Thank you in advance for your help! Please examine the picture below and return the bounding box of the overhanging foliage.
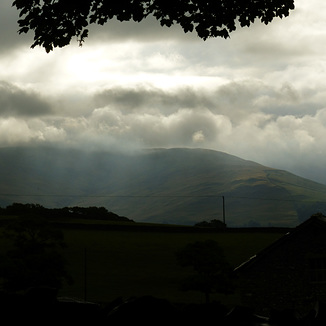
[13,0,295,52]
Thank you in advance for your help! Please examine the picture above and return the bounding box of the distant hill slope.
[0,146,326,227]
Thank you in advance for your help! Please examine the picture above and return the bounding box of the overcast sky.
[1,1,326,184]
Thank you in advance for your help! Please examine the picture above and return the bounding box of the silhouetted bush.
[176,240,234,303]
[0,215,72,292]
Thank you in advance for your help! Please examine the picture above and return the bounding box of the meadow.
[55,223,286,306]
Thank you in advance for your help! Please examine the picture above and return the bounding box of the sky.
[1,1,326,184]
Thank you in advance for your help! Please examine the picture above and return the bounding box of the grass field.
[54,224,286,306]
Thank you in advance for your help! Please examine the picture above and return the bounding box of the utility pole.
[222,196,226,226]
[84,247,87,301]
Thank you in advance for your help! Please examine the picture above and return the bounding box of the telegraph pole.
[84,247,87,301]
[222,196,226,226]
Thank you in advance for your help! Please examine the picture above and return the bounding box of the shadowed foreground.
[1,288,326,326]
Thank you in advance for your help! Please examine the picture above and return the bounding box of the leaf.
[18,26,30,34]
[12,0,296,51]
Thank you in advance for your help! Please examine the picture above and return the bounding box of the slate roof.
[234,213,326,273]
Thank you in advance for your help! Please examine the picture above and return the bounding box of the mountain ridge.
[0,146,325,227]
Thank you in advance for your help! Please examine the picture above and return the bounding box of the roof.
[234,214,326,273]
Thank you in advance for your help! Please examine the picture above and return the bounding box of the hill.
[0,146,326,227]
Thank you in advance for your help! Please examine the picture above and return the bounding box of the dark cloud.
[0,81,52,117]
[92,81,319,123]
[93,86,215,114]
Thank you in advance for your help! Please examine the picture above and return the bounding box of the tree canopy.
[176,240,233,303]
[13,0,295,52]
[0,215,71,292]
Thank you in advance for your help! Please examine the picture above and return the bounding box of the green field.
[51,223,285,306]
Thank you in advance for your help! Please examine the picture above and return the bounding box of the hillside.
[0,146,326,227]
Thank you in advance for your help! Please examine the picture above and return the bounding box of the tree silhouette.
[13,0,295,52]
[176,240,233,303]
[0,215,71,292]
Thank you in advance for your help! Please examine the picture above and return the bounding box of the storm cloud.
[0,81,52,117]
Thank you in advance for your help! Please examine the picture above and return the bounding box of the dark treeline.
[195,219,227,229]
[0,203,133,222]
